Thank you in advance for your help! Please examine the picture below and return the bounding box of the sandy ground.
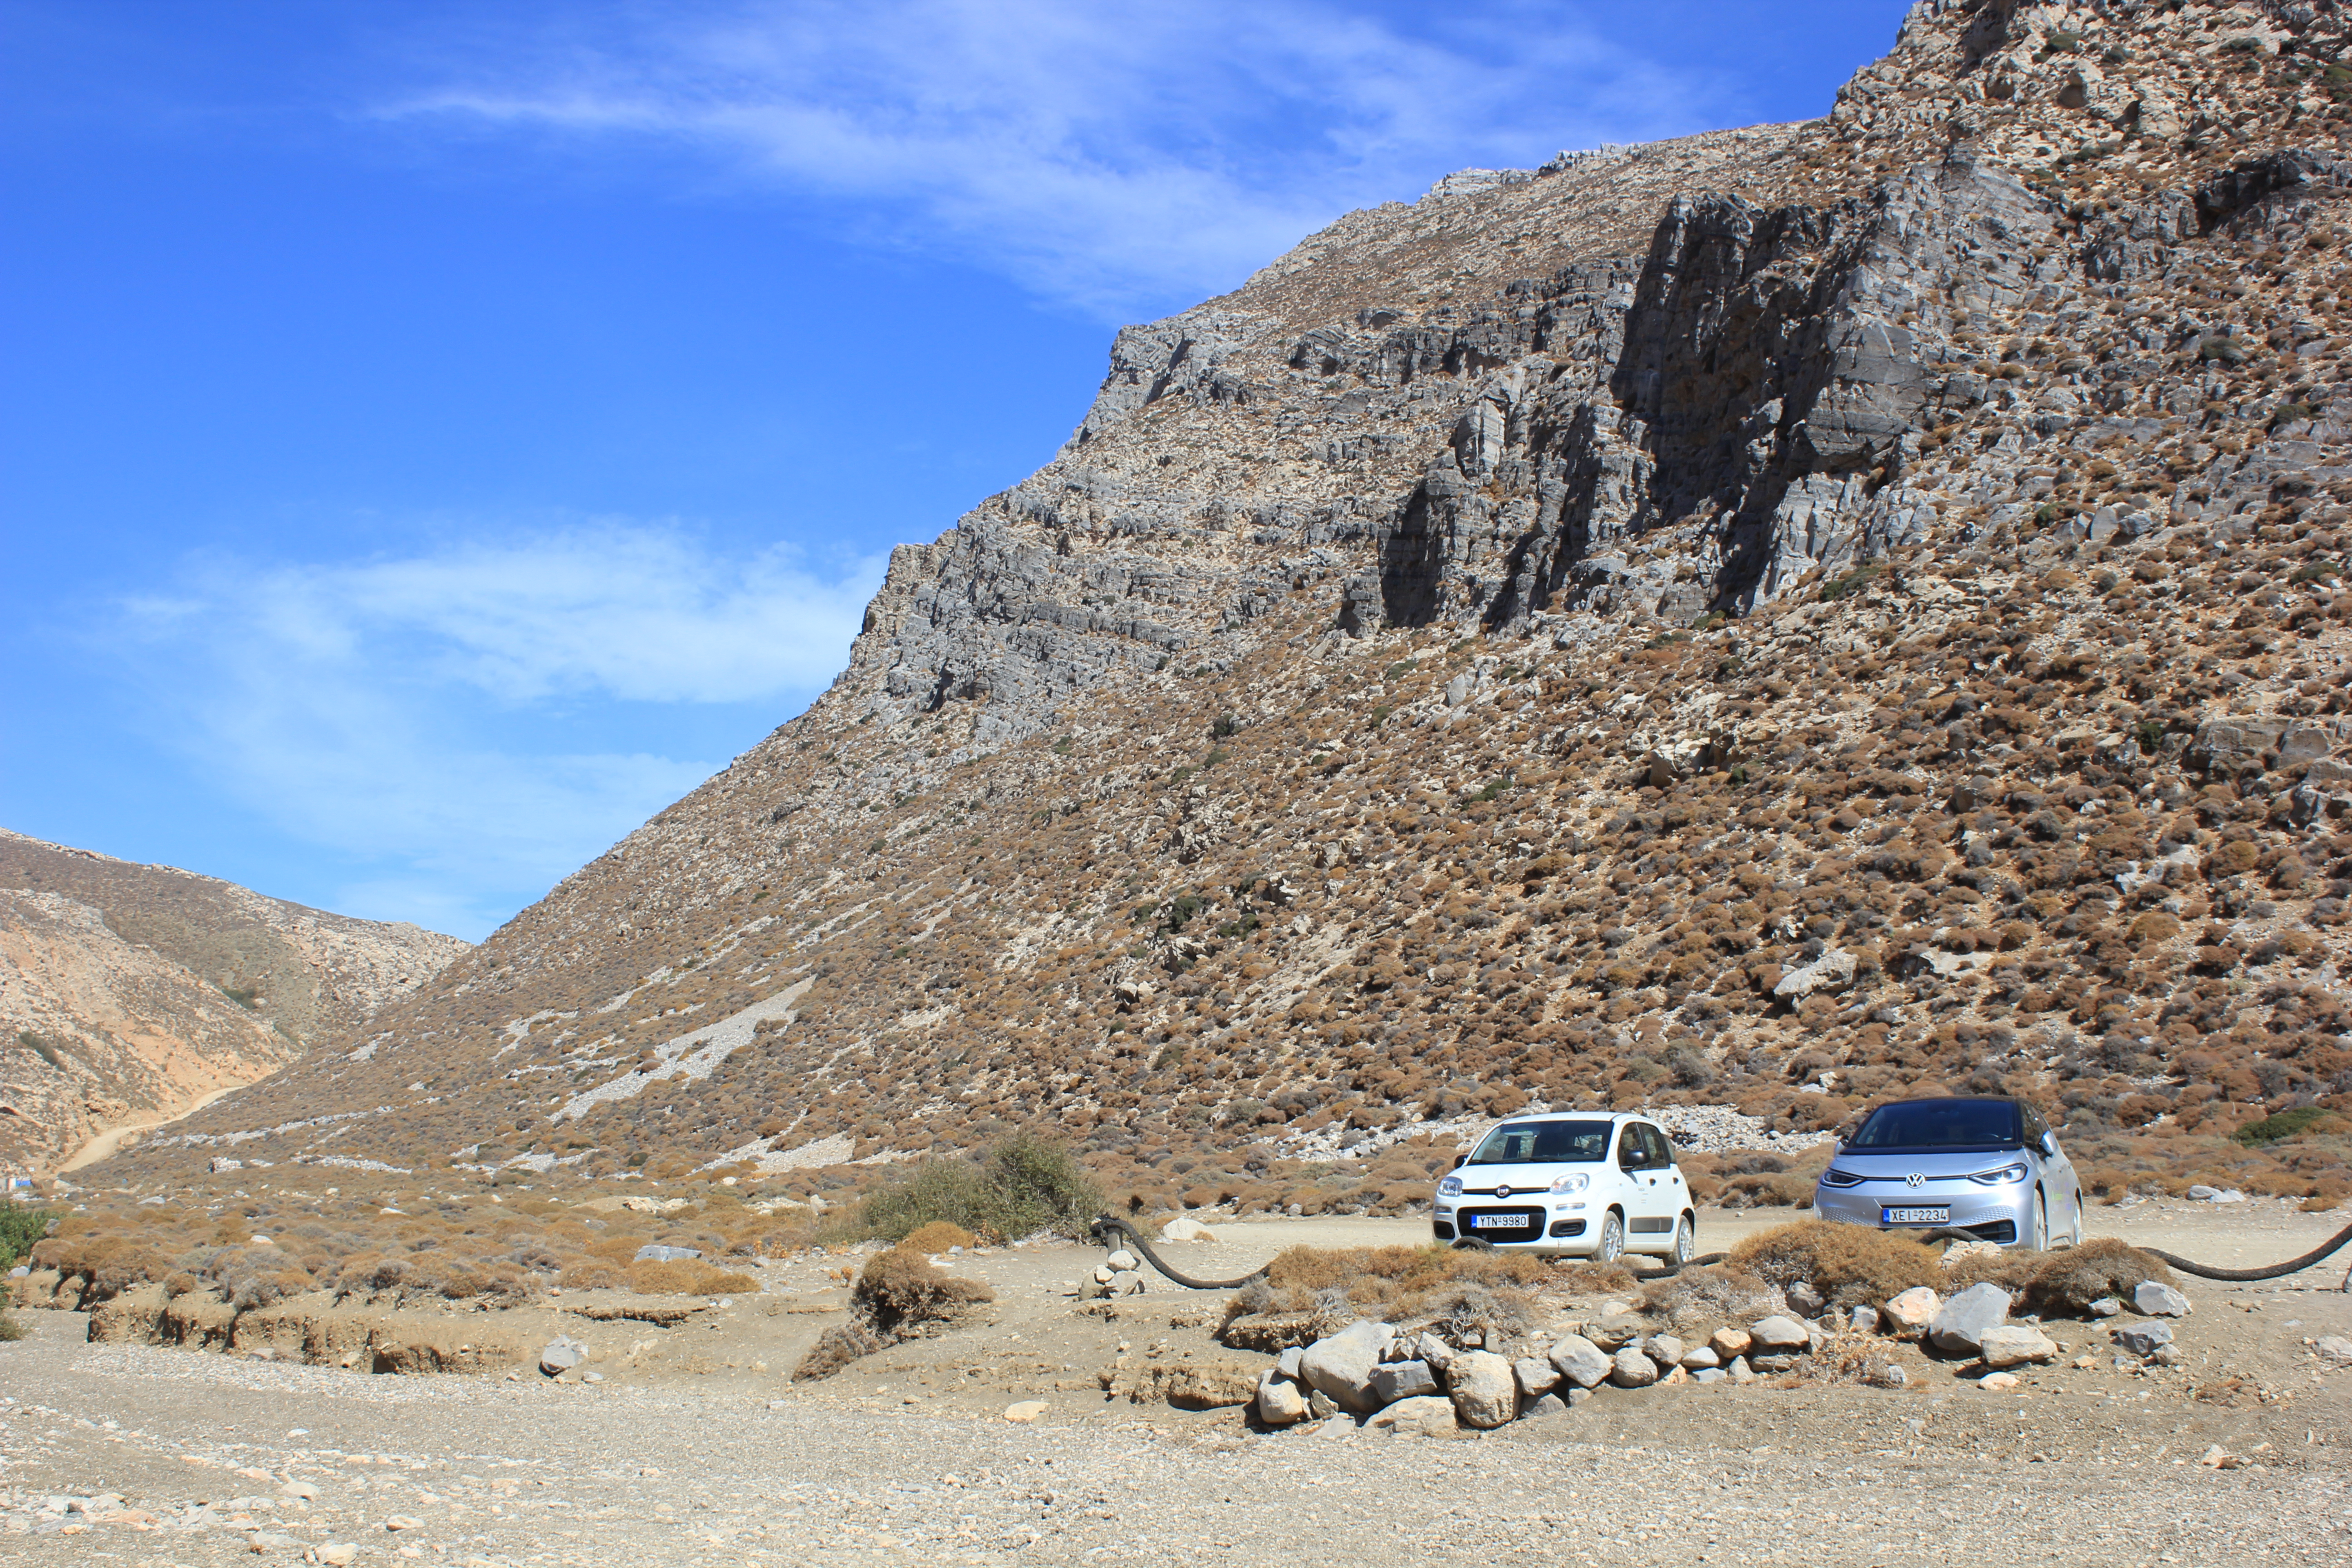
[5,1203,2350,1567]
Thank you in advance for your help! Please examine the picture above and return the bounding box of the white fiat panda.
[1432,1113,1695,1263]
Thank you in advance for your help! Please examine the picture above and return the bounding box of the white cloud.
[114,521,883,937]
[384,0,1727,314]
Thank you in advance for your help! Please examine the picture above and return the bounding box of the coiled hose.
[2133,1220,2352,1284]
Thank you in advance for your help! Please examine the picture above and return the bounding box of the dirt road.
[59,1085,240,1174]
[5,1202,2348,1567]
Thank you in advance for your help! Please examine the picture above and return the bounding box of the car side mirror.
[1451,1153,1467,1170]
[2039,1132,2059,1158]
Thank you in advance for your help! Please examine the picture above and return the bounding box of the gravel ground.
[6,1206,2350,1568]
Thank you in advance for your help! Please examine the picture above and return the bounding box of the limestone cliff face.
[0,830,468,1173]
[108,1,2352,1203]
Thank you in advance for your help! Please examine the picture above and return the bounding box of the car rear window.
[1850,1099,2022,1150]
[1469,1121,1611,1164]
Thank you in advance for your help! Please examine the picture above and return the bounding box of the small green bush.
[1820,564,1885,602]
[857,1132,1103,1244]
[2233,1106,2336,1146]
[0,1202,54,1270]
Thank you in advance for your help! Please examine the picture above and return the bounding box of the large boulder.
[1748,1316,1812,1353]
[1642,1334,1685,1367]
[538,1338,587,1377]
[1446,1351,1519,1429]
[1548,1333,1613,1389]
[1299,1321,1394,1414]
[1929,1283,2012,1357]
[1774,950,1856,1001]
[1514,1357,1562,1399]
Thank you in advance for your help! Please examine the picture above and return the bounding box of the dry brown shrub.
[1941,1247,2043,1294]
[1641,1265,1785,1328]
[1235,1244,1557,1333]
[559,1260,627,1290]
[1726,1221,1943,1309]
[792,1249,994,1382]
[1796,1327,1909,1388]
[624,1259,760,1295]
[895,1221,976,1254]
[2016,1240,2176,1317]
[1547,1259,1640,1296]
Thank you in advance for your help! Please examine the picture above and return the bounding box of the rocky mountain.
[0,829,468,1175]
[108,0,2352,1215]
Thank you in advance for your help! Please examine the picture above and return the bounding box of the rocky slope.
[103,0,2352,1220]
[0,830,468,1174]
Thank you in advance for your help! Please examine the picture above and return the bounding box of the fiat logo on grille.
[1494,1185,1513,1200]
[1906,1173,1926,1188]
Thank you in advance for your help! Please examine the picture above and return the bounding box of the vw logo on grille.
[1494,1185,1513,1200]
[1906,1173,1926,1189]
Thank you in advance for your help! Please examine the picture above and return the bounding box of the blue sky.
[0,0,1911,941]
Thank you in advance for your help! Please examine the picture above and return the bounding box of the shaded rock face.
[1378,154,2064,632]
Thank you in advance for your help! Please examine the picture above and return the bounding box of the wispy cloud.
[113,521,884,937]
[383,0,1727,315]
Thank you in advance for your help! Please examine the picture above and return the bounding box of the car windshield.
[1850,1099,2022,1151]
[1467,1120,1612,1164]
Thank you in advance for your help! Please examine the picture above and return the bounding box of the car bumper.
[1812,1186,2034,1245]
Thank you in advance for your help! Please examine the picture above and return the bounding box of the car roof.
[1870,1095,2017,1110]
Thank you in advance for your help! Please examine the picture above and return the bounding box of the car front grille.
[1457,1206,1545,1239]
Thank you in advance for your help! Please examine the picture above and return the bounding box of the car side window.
[1615,1127,1646,1170]
[1646,1126,1676,1167]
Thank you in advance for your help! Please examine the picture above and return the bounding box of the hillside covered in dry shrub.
[91,0,2352,1224]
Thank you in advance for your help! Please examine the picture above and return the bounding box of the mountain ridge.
[99,0,2352,1218]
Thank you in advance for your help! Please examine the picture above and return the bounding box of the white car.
[1433,1112,1695,1263]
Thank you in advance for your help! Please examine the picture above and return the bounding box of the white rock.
[1255,1374,1307,1427]
[1105,1249,1139,1272]
[2313,1335,2352,1364]
[1774,949,1856,1000]
[1368,1395,1458,1437]
[1548,1334,1612,1389]
[1679,1345,1720,1371]
[1880,1287,1942,1340]
[1609,1348,1660,1389]
[1979,1325,2059,1369]
[1748,1315,1812,1352]
[1979,1372,2021,1392]
[1004,1401,1049,1422]
[1513,1356,1561,1399]
[1159,1218,1217,1244]
[1300,1321,1395,1415]
[1929,1284,2013,1356]
[1368,1360,1438,1404]
[2134,1281,2191,1317]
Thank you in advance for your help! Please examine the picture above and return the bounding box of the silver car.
[1812,1097,2084,1250]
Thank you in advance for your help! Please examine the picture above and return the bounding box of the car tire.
[2025,1190,2047,1251]
[1596,1210,1625,1264]
[2069,1192,2085,1249]
[1671,1214,1694,1265]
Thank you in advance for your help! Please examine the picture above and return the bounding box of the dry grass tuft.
[1727,1222,1943,1309]
[895,1221,976,1255]
[624,1259,760,1296]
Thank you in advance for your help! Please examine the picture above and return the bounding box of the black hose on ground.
[1088,1215,1270,1291]
[2133,1220,2352,1284]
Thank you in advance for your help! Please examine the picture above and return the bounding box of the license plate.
[1882,1206,1950,1225]
[1472,1214,1529,1230]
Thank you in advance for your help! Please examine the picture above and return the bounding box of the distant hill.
[0,829,468,1175]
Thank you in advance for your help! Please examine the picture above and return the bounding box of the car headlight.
[1969,1163,2030,1186]
[1818,1168,1865,1189]
[1438,1175,1463,1198]
[1548,1173,1589,1195]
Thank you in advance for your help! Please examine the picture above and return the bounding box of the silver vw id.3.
[1812,1096,2083,1249]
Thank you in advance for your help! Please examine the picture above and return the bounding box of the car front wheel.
[2024,1190,2047,1251]
[1596,1210,1625,1263]
[1671,1214,1694,1264]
